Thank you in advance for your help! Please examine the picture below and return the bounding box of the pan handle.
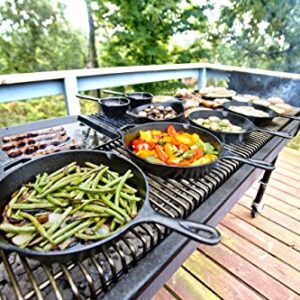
[102,89,126,97]
[0,157,32,179]
[126,110,137,118]
[76,94,100,102]
[221,155,275,171]
[277,114,300,122]
[254,127,293,139]
[136,213,221,245]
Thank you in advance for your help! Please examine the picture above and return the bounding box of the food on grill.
[2,127,65,143]
[6,135,70,157]
[32,141,82,156]
[137,105,177,120]
[268,97,285,105]
[131,125,218,166]
[252,99,271,107]
[269,103,293,115]
[0,162,140,251]
[229,106,269,118]
[193,116,244,133]
[232,95,253,102]
[199,86,236,99]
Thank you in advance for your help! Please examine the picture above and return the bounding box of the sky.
[60,0,89,33]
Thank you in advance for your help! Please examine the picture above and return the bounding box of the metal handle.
[102,89,126,97]
[76,94,100,102]
[278,114,300,121]
[126,110,137,117]
[0,157,32,179]
[137,213,221,245]
[254,127,293,139]
[221,155,275,171]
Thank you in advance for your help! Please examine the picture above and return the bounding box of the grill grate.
[0,114,293,300]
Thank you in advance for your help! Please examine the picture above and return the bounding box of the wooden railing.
[1,63,300,115]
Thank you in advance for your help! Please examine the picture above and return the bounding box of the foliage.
[0,0,88,73]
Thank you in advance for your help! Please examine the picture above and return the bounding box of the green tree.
[0,0,88,74]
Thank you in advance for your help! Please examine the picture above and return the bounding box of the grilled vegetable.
[0,162,140,251]
[131,125,218,166]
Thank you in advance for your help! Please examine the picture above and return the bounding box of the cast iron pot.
[103,89,153,108]
[126,100,184,123]
[120,122,274,179]
[0,150,220,262]
[222,100,300,125]
[76,94,130,119]
[189,109,292,144]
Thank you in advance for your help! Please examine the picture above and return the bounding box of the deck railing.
[1,63,300,115]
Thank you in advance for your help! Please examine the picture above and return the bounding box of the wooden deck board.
[153,147,300,300]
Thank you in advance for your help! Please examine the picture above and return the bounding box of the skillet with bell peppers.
[130,125,219,166]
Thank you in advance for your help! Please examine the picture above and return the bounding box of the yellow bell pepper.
[190,155,212,166]
[136,149,155,158]
[175,133,193,145]
[164,143,174,157]
[139,130,153,142]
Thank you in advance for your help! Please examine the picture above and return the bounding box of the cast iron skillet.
[0,150,220,262]
[222,100,300,125]
[103,89,153,108]
[120,122,274,178]
[189,109,292,144]
[126,100,184,123]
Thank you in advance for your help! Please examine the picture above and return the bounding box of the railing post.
[63,76,81,115]
[198,68,207,90]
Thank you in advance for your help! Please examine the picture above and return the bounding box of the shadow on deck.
[153,147,300,300]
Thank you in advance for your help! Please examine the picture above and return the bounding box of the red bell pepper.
[154,145,168,162]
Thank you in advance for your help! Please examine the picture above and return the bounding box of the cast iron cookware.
[222,100,300,125]
[189,109,292,144]
[120,122,274,179]
[103,89,153,108]
[76,94,130,119]
[126,100,184,123]
[0,150,220,262]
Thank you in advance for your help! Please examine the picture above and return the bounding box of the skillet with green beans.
[0,162,141,251]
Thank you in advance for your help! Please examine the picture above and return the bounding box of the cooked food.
[268,97,285,105]
[0,162,139,251]
[270,103,292,115]
[199,86,236,99]
[252,99,271,107]
[193,116,244,133]
[137,105,177,120]
[242,94,260,101]
[269,105,286,115]
[2,127,65,143]
[229,106,269,118]
[232,95,252,102]
[131,125,218,166]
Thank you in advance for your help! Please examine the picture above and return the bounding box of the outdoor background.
[0,0,299,149]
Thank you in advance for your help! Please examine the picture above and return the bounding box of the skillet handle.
[126,110,137,118]
[278,114,300,122]
[102,89,126,97]
[137,214,221,245]
[254,127,293,139]
[0,157,32,179]
[76,94,99,102]
[221,155,275,171]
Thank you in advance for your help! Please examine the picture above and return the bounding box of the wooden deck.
[153,147,300,300]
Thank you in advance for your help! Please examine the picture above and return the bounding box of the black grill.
[0,113,295,299]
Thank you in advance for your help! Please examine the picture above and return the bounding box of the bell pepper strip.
[154,145,168,162]
[175,133,192,145]
[164,143,174,157]
[192,147,204,160]
[167,125,177,137]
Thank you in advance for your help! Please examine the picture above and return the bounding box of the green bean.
[107,170,137,193]
[43,220,91,251]
[70,199,98,214]
[6,186,28,217]
[110,220,116,231]
[46,195,68,207]
[40,173,48,185]
[92,167,109,188]
[48,162,77,178]
[115,170,132,206]
[120,192,141,201]
[83,204,126,223]
[130,201,138,218]
[10,203,55,210]
[51,193,72,198]
[65,186,115,193]
[92,218,107,232]
[84,162,98,169]
[18,212,54,244]
[75,231,112,240]
[0,223,35,234]
[119,198,131,215]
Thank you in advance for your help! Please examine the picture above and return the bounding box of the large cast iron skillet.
[189,109,292,144]
[120,122,274,178]
[222,100,300,125]
[0,150,220,262]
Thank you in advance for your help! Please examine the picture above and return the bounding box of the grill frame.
[0,112,298,300]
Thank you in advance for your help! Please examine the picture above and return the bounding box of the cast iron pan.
[0,150,220,262]
[222,100,300,125]
[120,122,274,179]
[126,101,184,123]
[189,109,292,144]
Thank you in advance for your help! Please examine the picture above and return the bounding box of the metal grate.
[0,114,293,300]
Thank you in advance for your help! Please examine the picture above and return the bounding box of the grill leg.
[251,156,278,218]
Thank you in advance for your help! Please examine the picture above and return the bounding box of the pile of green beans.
[0,162,141,251]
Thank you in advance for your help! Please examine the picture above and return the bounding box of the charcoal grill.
[0,111,298,300]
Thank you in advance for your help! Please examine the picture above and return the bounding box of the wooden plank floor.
[153,147,300,300]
